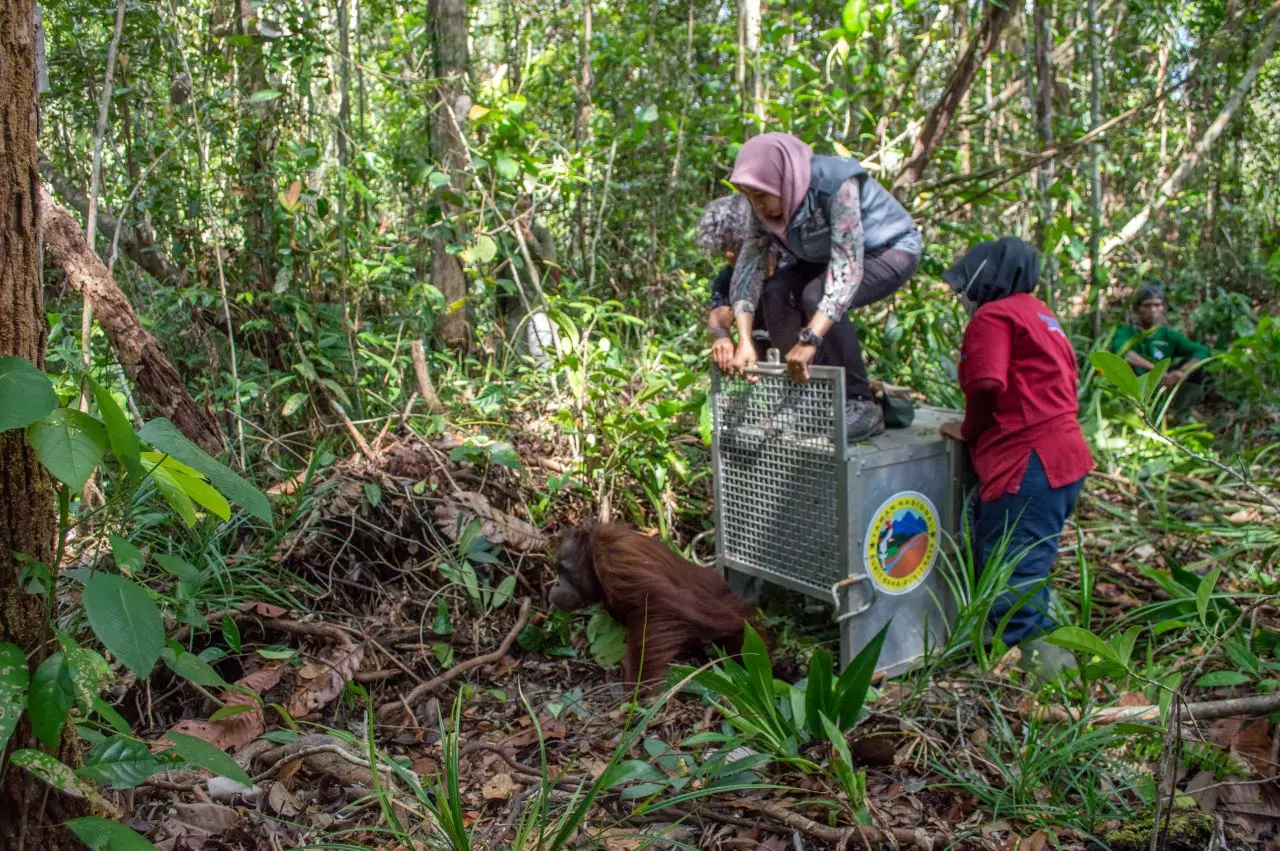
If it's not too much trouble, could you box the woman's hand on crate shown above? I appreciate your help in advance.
[939,420,966,442]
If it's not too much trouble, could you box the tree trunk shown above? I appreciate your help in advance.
[1,0,86,843]
[742,0,763,128]
[81,0,127,400]
[892,0,1013,195]
[428,0,472,352]
[42,189,226,456]
[571,0,593,265]
[337,0,351,291]
[235,0,278,292]
[1032,0,1056,302]
[40,156,186,287]
[1087,0,1103,334]
[1100,11,1280,260]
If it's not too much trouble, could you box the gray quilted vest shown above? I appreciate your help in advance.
[779,156,920,263]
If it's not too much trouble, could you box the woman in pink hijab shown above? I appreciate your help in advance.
[726,132,922,441]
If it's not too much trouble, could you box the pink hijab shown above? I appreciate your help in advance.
[730,132,814,243]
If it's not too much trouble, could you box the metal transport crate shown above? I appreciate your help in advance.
[711,354,970,676]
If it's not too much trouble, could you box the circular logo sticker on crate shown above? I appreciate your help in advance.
[864,491,939,595]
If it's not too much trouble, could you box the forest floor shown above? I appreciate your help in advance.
[96,420,1280,851]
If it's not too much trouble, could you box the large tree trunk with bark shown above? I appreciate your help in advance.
[429,0,472,351]
[40,156,186,287]
[1,0,86,844]
[42,189,226,455]
[1100,10,1280,259]
[892,0,1013,195]
[235,0,278,293]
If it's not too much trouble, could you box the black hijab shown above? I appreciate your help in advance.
[942,237,1041,305]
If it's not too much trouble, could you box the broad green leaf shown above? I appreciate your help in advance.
[602,758,665,788]
[492,574,517,610]
[222,614,242,651]
[1111,625,1142,667]
[1158,671,1183,725]
[92,697,132,735]
[282,392,308,417]
[138,419,272,526]
[209,703,257,722]
[1194,670,1250,688]
[639,104,659,123]
[1089,351,1142,402]
[27,408,108,491]
[247,89,282,104]
[495,155,519,179]
[841,0,870,39]
[256,646,295,660]
[30,653,74,749]
[0,357,57,432]
[161,647,229,688]
[154,553,202,589]
[1045,626,1120,664]
[488,443,522,469]
[77,736,163,789]
[473,235,498,264]
[164,731,253,787]
[586,610,626,667]
[64,646,110,711]
[67,816,159,851]
[0,642,30,757]
[12,749,110,805]
[148,461,197,525]
[363,482,382,507]
[87,376,141,484]
[833,619,889,729]
[166,467,232,521]
[83,573,164,677]
[1196,566,1222,627]
[142,452,231,521]
[1139,359,1171,405]
[804,647,834,738]
[109,535,144,574]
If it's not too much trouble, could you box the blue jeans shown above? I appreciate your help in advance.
[972,452,1084,645]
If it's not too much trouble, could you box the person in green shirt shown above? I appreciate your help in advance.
[1111,284,1211,423]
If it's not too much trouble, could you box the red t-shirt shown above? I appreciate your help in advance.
[959,294,1094,502]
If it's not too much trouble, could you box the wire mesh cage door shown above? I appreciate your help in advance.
[711,358,850,600]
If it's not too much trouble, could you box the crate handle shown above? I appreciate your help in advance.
[831,575,877,623]
[744,348,787,377]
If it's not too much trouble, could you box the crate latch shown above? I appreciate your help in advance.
[831,575,877,623]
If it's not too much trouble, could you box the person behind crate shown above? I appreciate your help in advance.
[725,132,923,441]
[698,195,774,370]
[938,237,1094,684]
[1111,284,1210,424]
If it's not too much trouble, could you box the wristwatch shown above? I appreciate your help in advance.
[797,327,823,347]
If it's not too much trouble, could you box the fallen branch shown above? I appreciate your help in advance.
[40,186,224,455]
[40,155,186,287]
[376,598,533,723]
[459,742,583,792]
[728,799,937,850]
[331,398,375,460]
[1026,691,1280,725]
[411,339,446,414]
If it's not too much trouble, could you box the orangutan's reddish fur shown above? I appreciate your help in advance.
[555,522,759,685]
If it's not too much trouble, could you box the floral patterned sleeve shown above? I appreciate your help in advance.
[816,178,865,321]
[729,219,771,318]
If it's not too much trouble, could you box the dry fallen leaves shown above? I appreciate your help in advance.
[286,633,364,718]
[481,772,518,801]
[433,490,546,552]
[165,665,286,751]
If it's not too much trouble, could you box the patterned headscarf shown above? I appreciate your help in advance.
[697,195,753,257]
